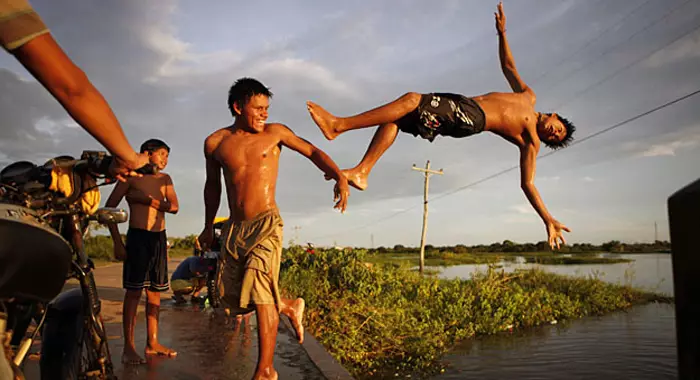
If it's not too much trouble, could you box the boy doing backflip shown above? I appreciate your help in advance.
[105,139,179,364]
[306,2,574,249]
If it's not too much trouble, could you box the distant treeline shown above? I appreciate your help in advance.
[369,240,671,254]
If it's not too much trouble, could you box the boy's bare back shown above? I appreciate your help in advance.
[125,173,172,231]
[205,123,288,222]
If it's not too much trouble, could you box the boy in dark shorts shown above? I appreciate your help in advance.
[105,139,179,364]
[306,2,574,250]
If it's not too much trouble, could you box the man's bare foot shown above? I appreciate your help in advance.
[122,348,146,365]
[286,298,305,344]
[307,101,341,140]
[324,168,368,191]
[144,342,177,358]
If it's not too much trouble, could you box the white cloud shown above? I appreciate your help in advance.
[511,202,536,215]
[645,30,700,68]
[641,139,699,157]
[583,176,594,182]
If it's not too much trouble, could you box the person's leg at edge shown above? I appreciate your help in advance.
[279,297,305,344]
[122,288,146,364]
[307,92,421,140]
[144,289,177,357]
[254,304,279,380]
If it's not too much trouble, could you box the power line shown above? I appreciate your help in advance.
[310,88,700,241]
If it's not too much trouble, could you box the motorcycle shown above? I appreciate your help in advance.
[193,217,227,309]
[0,150,152,379]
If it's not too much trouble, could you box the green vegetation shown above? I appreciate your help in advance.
[280,246,672,379]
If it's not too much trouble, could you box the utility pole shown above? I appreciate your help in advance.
[371,234,375,249]
[654,221,658,242]
[412,160,444,275]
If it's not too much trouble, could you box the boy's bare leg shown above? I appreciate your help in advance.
[122,289,146,364]
[335,123,400,191]
[307,92,421,140]
[144,290,177,357]
[280,297,305,344]
[254,304,279,380]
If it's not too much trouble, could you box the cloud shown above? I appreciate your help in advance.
[645,30,700,68]
[583,176,594,182]
[622,126,700,158]
[641,139,699,157]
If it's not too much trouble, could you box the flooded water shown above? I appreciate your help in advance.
[429,253,678,380]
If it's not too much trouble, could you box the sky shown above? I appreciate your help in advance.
[1,0,699,248]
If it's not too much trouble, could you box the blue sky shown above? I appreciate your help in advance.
[1,0,699,248]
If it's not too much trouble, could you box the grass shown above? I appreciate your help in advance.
[280,247,672,379]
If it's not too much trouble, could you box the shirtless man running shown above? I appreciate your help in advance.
[198,77,349,380]
[306,2,573,249]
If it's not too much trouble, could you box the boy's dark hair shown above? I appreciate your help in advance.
[227,77,273,116]
[140,139,170,154]
[543,114,576,150]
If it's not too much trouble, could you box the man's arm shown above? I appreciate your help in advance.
[275,124,349,212]
[494,2,534,98]
[519,143,570,249]
[104,181,129,259]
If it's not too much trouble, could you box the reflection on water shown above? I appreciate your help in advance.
[429,254,678,380]
[436,303,677,380]
[435,253,674,295]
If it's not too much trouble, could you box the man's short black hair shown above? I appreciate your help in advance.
[140,139,170,154]
[543,114,576,150]
[227,77,273,117]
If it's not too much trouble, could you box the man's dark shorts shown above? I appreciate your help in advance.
[396,92,486,142]
[123,228,169,292]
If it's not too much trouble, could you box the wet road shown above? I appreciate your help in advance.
[24,302,326,379]
[20,258,330,379]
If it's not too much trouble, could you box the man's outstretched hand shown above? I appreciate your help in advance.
[333,177,350,213]
[110,152,151,182]
[495,2,506,34]
[546,220,571,250]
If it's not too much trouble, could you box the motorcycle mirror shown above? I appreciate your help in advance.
[91,207,128,224]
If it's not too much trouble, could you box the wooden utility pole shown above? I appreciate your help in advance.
[412,160,444,274]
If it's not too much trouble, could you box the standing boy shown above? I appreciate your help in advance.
[105,139,179,364]
[198,77,349,380]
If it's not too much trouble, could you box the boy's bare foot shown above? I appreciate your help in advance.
[254,368,279,380]
[145,342,177,358]
[122,348,146,365]
[287,298,305,344]
[324,167,368,191]
[307,101,341,140]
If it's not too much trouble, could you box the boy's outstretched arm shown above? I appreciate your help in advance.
[104,181,129,260]
[494,2,534,100]
[198,136,223,249]
[275,124,349,213]
[519,143,571,249]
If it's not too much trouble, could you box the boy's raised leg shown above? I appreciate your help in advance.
[307,92,421,140]
[122,289,146,364]
[144,290,177,357]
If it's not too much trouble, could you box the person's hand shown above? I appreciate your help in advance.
[114,244,127,261]
[495,2,506,34]
[546,219,571,250]
[333,176,350,213]
[110,152,151,182]
[198,226,214,251]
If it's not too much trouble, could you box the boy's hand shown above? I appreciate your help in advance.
[333,177,349,213]
[114,244,127,261]
[495,2,506,34]
[198,227,214,251]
